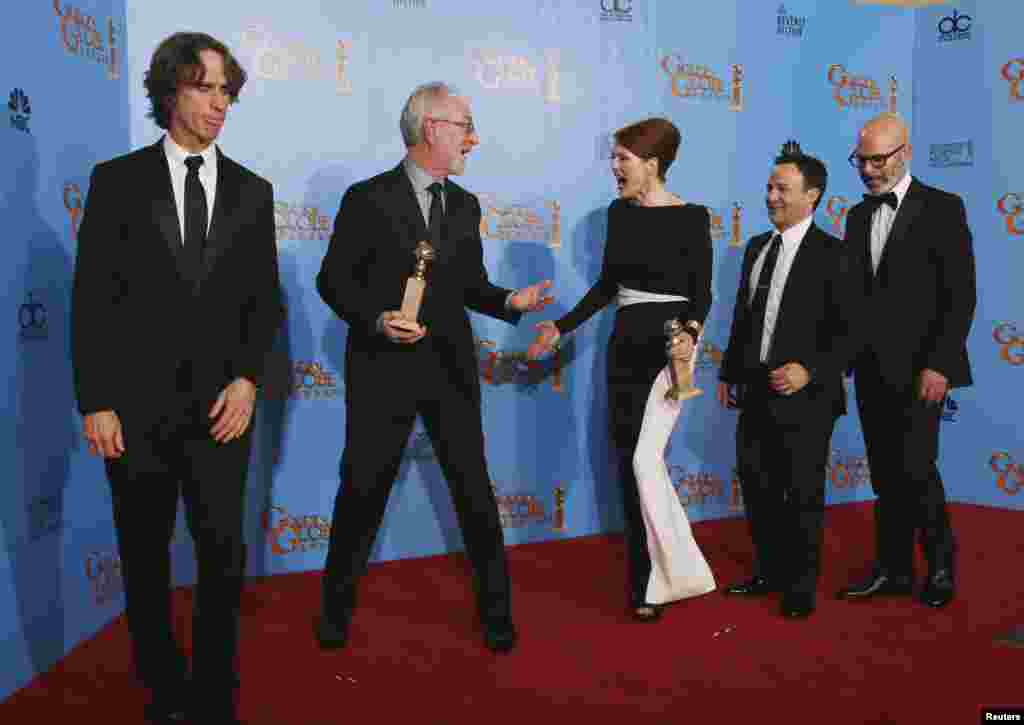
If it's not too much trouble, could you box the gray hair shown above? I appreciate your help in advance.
[400,81,458,147]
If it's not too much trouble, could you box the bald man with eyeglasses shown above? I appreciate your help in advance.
[836,112,976,610]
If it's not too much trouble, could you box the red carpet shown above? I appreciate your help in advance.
[3,502,1022,723]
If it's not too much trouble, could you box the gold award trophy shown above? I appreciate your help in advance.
[399,241,435,325]
[664,319,703,402]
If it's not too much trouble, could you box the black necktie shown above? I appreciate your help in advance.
[862,191,898,212]
[748,233,782,367]
[427,181,444,252]
[184,155,208,280]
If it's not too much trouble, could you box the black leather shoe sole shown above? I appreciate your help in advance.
[723,577,777,596]
[918,585,954,608]
[780,594,816,618]
[631,604,663,622]
[835,576,913,600]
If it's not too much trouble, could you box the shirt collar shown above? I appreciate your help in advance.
[402,156,445,195]
[163,134,217,172]
[774,213,813,249]
[889,172,912,207]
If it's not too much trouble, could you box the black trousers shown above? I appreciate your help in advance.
[854,359,955,577]
[105,396,252,712]
[734,387,836,596]
[321,350,510,627]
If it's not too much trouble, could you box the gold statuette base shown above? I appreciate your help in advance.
[400,277,426,323]
[666,356,703,402]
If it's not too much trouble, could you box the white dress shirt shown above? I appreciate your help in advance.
[749,214,813,362]
[868,171,912,273]
[163,134,217,243]
[403,156,445,224]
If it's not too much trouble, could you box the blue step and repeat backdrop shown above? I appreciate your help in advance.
[1,0,1020,702]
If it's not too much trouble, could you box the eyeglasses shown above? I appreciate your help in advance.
[429,116,476,136]
[848,144,905,170]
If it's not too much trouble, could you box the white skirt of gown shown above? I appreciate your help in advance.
[633,348,716,605]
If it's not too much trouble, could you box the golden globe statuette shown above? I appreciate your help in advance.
[664,319,703,402]
[551,486,567,532]
[63,182,82,240]
[729,63,744,112]
[399,241,435,324]
[106,17,120,81]
[730,201,743,247]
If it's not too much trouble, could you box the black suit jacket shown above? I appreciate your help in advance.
[845,177,975,389]
[720,222,862,423]
[316,163,521,410]
[72,140,284,420]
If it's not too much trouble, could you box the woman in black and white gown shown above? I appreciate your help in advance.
[529,118,715,620]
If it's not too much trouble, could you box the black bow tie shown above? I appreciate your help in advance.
[863,191,898,211]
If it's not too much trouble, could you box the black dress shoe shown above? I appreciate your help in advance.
[314,614,349,650]
[835,569,913,600]
[723,576,777,596]
[483,619,517,654]
[144,700,187,724]
[144,680,189,724]
[918,569,954,608]
[780,591,816,619]
[631,603,663,622]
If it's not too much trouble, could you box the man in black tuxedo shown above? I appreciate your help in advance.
[315,81,552,654]
[71,33,283,725]
[717,143,861,618]
[836,113,976,609]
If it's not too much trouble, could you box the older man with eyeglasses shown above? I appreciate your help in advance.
[313,81,553,654]
[836,112,977,610]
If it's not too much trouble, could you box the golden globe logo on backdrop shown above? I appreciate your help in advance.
[275,202,333,244]
[996,193,1023,236]
[658,54,744,111]
[824,195,850,235]
[291,361,340,400]
[53,1,121,80]
[710,203,743,247]
[993,323,1024,366]
[826,65,896,112]
[238,24,352,95]
[670,467,727,507]
[990,452,1022,496]
[827,449,871,492]
[477,339,564,393]
[84,550,122,606]
[262,505,330,555]
[1000,58,1023,103]
[478,194,560,248]
[468,48,561,104]
[491,482,565,530]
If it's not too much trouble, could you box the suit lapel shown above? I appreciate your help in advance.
[393,164,430,248]
[772,224,819,335]
[200,148,240,282]
[875,177,923,283]
[743,232,772,309]
[147,141,191,283]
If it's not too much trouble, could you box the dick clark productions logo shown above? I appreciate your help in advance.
[8,88,30,132]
